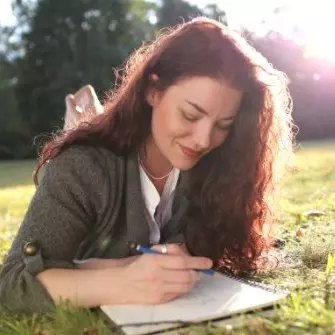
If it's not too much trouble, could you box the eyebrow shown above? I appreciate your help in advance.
[185,100,235,121]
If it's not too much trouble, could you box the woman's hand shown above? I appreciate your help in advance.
[151,243,190,256]
[105,252,213,305]
[75,244,189,270]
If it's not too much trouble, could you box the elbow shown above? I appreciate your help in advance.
[0,261,54,315]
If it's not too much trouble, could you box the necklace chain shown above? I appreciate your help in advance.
[138,157,173,180]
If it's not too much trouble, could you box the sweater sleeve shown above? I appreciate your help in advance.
[0,145,109,315]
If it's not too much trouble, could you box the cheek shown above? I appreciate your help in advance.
[152,106,189,140]
[151,103,168,133]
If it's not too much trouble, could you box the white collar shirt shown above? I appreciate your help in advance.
[139,164,180,244]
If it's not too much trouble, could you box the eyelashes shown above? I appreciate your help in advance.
[179,107,198,122]
[183,113,198,122]
[180,108,231,132]
[215,124,231,132]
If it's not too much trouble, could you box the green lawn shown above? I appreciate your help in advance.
[0,160,36,261]
[0,142,334,334]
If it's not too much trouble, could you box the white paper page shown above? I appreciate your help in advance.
[101,274,285,335]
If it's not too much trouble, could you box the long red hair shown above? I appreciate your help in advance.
[34,18,294,274]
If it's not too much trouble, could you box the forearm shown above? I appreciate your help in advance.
[74,256,138,270]
[36,267,124,308]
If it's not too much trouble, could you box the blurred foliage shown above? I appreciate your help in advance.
[156,0,227,28]
[1,0,228,159]
[0,0,333,159]
[156,0,202,28]
[13,0,155,143]
[0,27,32,159]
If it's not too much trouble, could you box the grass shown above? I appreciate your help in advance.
[0,160,36,261]
[0,141,334,334]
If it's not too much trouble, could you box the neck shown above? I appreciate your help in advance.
[139,136,173,180]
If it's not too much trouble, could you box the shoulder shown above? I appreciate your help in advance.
[43,145,125,184]
[51,144,120,165]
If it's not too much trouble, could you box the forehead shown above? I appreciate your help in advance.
[167,76,242,116]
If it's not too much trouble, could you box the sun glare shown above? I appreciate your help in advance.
[300,3,335,62]
[272,1,335,62]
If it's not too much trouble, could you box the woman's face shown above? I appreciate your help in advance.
[147,76,242,170]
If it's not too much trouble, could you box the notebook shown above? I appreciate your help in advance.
[100,272,287,335]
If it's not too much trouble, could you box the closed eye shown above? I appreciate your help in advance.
[180,108,199,122]
[216,123,232,132]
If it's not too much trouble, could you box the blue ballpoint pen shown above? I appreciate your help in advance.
[131,243,215,276]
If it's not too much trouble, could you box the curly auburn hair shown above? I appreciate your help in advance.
[34,17,294,274]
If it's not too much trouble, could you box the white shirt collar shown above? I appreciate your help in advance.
[139,164,180,220]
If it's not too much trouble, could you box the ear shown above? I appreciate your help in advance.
[145,73,161,107]
[145,87,159,106]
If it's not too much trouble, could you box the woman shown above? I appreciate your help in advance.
[0,17,293,315]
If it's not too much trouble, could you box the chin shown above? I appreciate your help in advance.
[171,157,199,171]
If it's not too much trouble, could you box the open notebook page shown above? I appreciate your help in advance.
[101,273,286,335]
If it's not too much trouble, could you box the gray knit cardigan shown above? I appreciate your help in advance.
[0,145,190,315]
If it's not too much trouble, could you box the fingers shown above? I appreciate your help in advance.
[146,253,213,271]
[144,272,198,304]
[157,269,199,284]
[150,243,189,256]
[151,243,182,255]
[123,253,208,305]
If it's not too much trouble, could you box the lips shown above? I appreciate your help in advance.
[179,144,202,159]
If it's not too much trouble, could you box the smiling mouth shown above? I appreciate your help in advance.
[179,144,202,159]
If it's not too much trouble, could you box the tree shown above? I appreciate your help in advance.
[203,4,228,25]
[156,0,202,29]
[3,0,232,158]
[155,1,229,29]
[14,0,154,138]
[0,23,32,158]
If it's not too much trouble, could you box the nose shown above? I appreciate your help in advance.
[194,123,212,150]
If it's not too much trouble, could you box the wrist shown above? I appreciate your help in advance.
[97,266,128,305]
[75,256,138,270]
